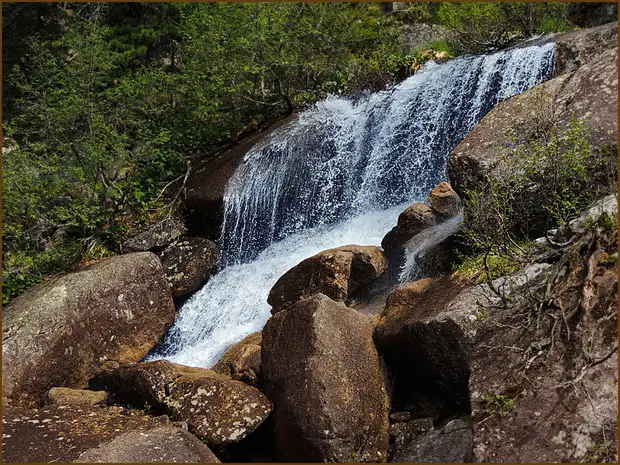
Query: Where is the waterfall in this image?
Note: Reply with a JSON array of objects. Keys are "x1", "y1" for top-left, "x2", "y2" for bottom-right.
[{"x1": 151, "y1": 42, "x2": 556, "y2": 368}]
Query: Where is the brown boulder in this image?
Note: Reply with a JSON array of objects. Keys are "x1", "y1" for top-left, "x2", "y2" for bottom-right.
[
  {"x1": 90, "y1": 360, "x2": 272, "y2": 447},
  {"x1": 2, "y1": 404, "x2": 218, "y2": 463},
  {"x1": 46, "y1": 387, "x2": 109, "y2": 407},
  {"x1": 122, "y1": 216, "x2": 187, "y2": 253},
  {"x1": 374, "y1": 252, "x2": 618, "y2": 461},
  {"x1": 555, "y1": 21, "x2": 618, "y2": 75},
  {"x1": 2, "y1": 253, "x2": 176, "y2": 406},
  {"x1": 267, "y1": 245, "x2": 388, "y2": 313},
  {"x1": 449, "y1": 48, "x2": 618, "y2": 197},
  {"x1": 75, "y1": 425, "x2": 221, "y2": 463},
  {"x1": 262, "y1": 294, "x2": 390, "y2": 462},
  {"x1": 382, "y1": 203, "x2": 439, "y2": 257},
  {"x1": 212, "y1": 332, "x2": 262, "y2": 387},
  {"x1": 157, "y1": 236, "x2": 219, "y2": 298},
  {"x1": 428, "y1": 182, "x2": 461, "y2": 217}
]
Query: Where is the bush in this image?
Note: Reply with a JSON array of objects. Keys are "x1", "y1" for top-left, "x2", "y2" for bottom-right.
[
  {"x1": 459, "y1": 90, "x2": 617, "y2": 264},
  {"x1": 438, "y1": 2, "x2": 573, "y2": 54}
]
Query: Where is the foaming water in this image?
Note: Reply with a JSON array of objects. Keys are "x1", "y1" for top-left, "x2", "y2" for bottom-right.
[
  {"x1": 151, "y1": 203, "x2": 409, "y2": 367},
  {"x1": 152, "y1": 42, "x2": 556, "y2": 368}
]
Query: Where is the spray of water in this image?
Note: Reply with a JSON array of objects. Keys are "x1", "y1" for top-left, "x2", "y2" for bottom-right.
[
  {"x1": 151, "y1": 42, "x2": 556, "y2": 368},
  {"x1": 399, "y1": 212, "x2": 464, "y2": 283}
]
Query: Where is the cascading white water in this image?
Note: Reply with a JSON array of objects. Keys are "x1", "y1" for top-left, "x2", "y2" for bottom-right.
[
  {"x1": 150, "y1": 42, "x2": 556, "y2": 368},
  {"x1": 399, "y1": 212, "x2": 464, "y2": 283}
]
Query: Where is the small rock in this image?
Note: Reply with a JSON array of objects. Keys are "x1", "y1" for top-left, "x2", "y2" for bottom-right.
[
  {"x1": 389, "y1": 411, "x2": 411, "y2": 423},
  {"x1": 46, "y1": 388, "x2": 109, "y2": 407}
]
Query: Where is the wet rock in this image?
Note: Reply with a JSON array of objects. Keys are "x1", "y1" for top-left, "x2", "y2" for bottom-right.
[
  {"x1": 268, "y1": 245, "x2": 388, "y2": 313},
  {"x1": 555, "y1": 22, "x2": 618, "y2": 75},
  {"x1": 262, "y1": 294, "x2": 390, "y2": 462},
  {"x1": 381, "y1": 203, "x2": 438, "y2": 262},
  {"x1": 2, "y1": 253, "x2": 176, "y2": 405},
  {"x1": 428, "y1": 182, "x2": 461, "y2": 217},
  {"x1": 449, "y1": 48, "x2": 618, "y2": 198},
  {"x1": 157, "y1": 236, "x2": 219, "y2": 298},
  {"x1": 2, "y1": 404, "x2": 213, "y2": 463},
  {"x1": 122, "y1": 216, "x2": 187, "y2": 253},
  {"x1": 212, "y1": 332, "x2": 262, "y2": 387},
  {"x1": 90, "y1": 360, "x2": 272, "y2": 447},
  {"x1": 183, "y1": 116, "x2": 296, "y2": 240},
  {"x1": 75, "y1": 425, "x2": 221, "y2": 463},
  {"x1": 46, "y1": 387, "x2": 109, "y2": 407}
]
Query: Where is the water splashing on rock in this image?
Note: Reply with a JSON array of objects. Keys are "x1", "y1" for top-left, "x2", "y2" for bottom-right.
[{"x1": 152, "y1": 42, "x2": 556, "y2": 368}]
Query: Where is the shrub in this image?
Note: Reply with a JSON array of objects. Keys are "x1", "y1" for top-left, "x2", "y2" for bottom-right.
[{"x1": 438, "y1": 2, "x2": 574, "y2": 54}]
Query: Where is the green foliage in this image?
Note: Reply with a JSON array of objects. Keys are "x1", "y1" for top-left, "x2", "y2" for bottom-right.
[
  {"x1": 2, "y1": 2, "x2": 406, "y2": 301},
  {"x1": 454, "y1": 249, "x2": 524, "y2": 284},
  {"x1": 438, "y1": 2, "x2": 574, "y2": 53},
  {"x1": 481, "y1": 393, "x2": 515, "y2": 417},
  {"x1": 460, "y1": 97, "x2": 615, "y2": 260}
]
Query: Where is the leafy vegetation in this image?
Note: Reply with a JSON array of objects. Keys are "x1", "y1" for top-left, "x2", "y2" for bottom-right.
[
  {"x1": 2, "y1": 3, "x2": 581, "y2": 301},
  {"x1": 454, "y1": 89, "x2": 617, "y2": 283},
  {"x1": 437, "y1": 2, "x2": 574, "y2": 54}
]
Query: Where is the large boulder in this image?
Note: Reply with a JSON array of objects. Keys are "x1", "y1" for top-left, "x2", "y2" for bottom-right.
[
  {"x1": 267, "y1": 245, "x2": 388, "y2": 313},
  {"x1": 2, "y1": 253, "x2": 176, "y2": 406},
  {"x1": 122, "y1": 216, "x2": 187, "y2": 253},
  {"x1": 157, "y1": 236, "x2": 219, "y2": 298},
  {"x1": 555, "y1": 21, "x2": 618, "y2": 75},
  {"x1": 449, "y1": 47, "x2": 618, "y2": 197},
  {"x1": 90, "y1": 360, "x2": 272, "y2": 447},
  {"x1": 212, "y1": 332, "x2": 262, "y2": 387},
  {"x1": 262, "y1": 294, "x2": 390, "y2": 462},
  {"x1": 374, "y1": 248, "x2": 618, "y2": 462},
  {"x1": 2, "y1": 404, "x2": 219, "y2": 463}
]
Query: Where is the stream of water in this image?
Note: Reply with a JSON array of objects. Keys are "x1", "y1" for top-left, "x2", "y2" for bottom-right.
[{"x1": 151, "y1": 41, "x2": 556, "y2": 368}]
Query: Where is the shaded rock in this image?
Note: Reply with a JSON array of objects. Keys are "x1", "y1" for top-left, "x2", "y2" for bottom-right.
[
  {"x1": 2, "y1": 253, "x2": 176, "y2": 406},
  {"x1": 46, "y1": 387, "x2": 109, "y2": 407},
  {"x1": 262, "y1": 294, "x2": 390, "y2": 462},
  {"x1": 212, "y1": 332, "x2": 262, "y2": 387},
  {"x1": 389, "y1": 411, "x2": 411, "y2": 423},
  {"x1": 268, "y1": 245, "x2": 388, "y2": 313},
  {"x1": 398, "y1": 23, "x2": 453, "y2": 54},
  {"x1": 391, "y1": 417, "x2": 474, "y2": 463},
  {"x1": 449, "y1": 48, "x2": 618, "y2": 198},
  {"x1": 555, "y1": 21, "x2": 618, "y2": 75},
  {"x1": 75, "y1": 425, "x2": 220, "y2": 463},
  {"x1": 2, "y1": 404, "x2": 205, "y2": 463},
  {"x1": 157, "y1": 236, "x2": 219, "y2": 298},
  {"x1": 568, "y1": 4, "x2": 618, "y2": 28},
  {"x1": 90, "y1": 360, "x2": 272, "y2": 447},
  {"x1": 89, "y1": 360, "x2": 180, "y2": 410},
  {"x1": 122, "y1": 216, "x2": 187, "y2": 253},
  {"x1": 428, "y1": 182, "x2": 461, "y2": 217}
]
